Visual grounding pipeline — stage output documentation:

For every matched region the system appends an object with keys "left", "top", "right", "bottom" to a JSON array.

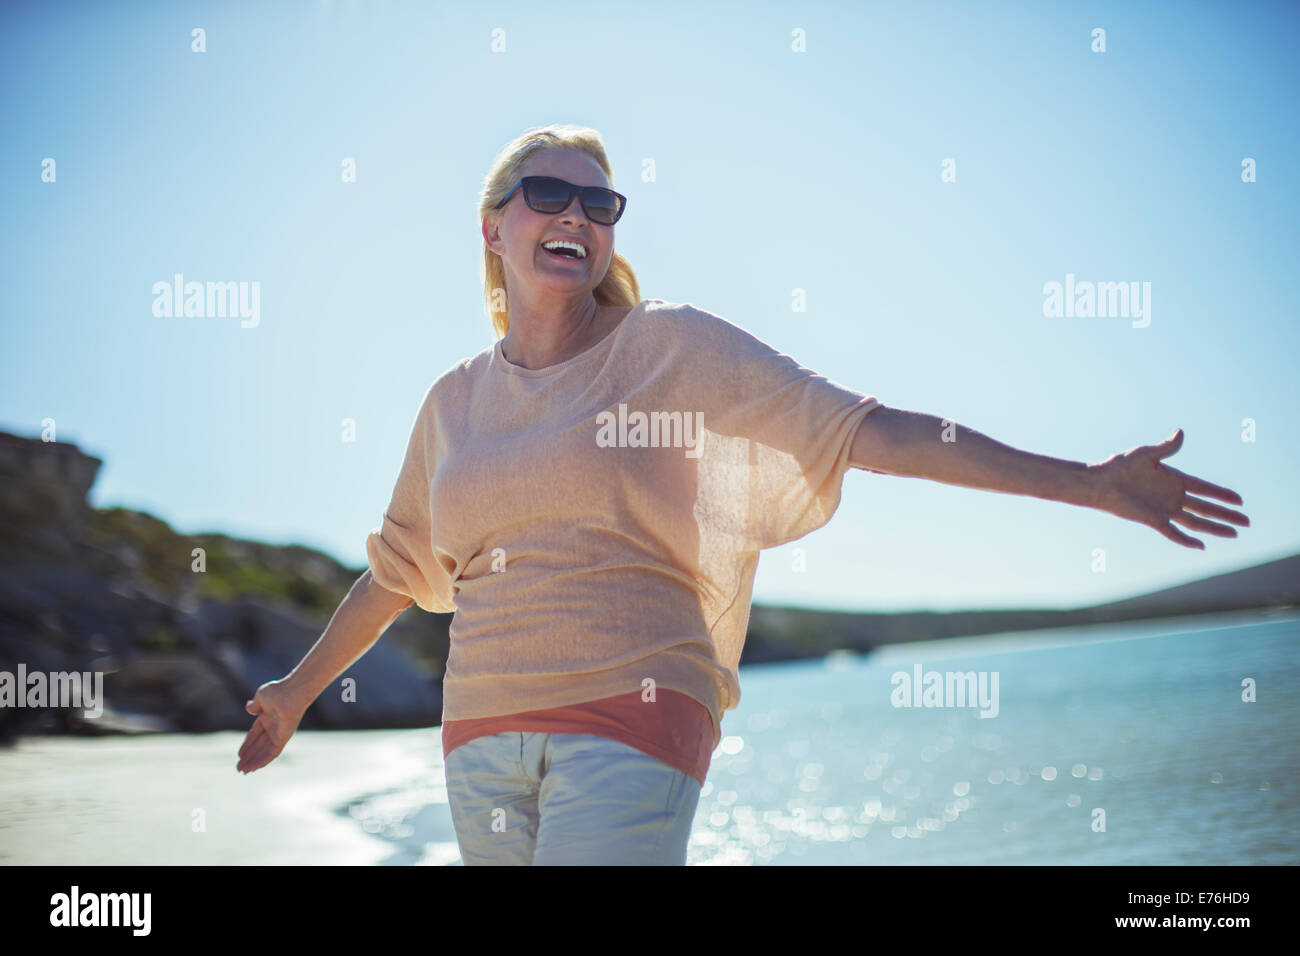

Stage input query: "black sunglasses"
[{"left": 495, "top": 176, "right": 627, "bottom": 225}]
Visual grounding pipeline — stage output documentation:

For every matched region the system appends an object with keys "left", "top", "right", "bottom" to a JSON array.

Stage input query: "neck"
[{"left": 501, "top": 293, "right": 601, "bottom": 370}]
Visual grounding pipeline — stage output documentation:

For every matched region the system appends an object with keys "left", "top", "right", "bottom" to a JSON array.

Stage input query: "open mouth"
[{"left": 541, "top": 240, "right": 588, "bottom": 262}]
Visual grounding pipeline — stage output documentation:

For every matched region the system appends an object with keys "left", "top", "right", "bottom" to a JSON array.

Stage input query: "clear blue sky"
[{"left": 2, "top": 0, "right": 1296, "bottom": 614}]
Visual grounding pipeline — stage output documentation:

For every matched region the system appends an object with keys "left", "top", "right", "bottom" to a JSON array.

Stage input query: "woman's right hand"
[{"left": 237, "top": 679, "right": 307, "bottom": 774}]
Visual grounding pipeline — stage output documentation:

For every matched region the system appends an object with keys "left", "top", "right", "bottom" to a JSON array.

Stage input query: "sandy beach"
[{"left": 0, "top": 726, "right": 459, "bottom": 865}]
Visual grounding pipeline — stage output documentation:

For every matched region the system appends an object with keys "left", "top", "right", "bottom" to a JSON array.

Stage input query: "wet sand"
[{"left": 0, "top": 727, "right": 456, "bottom": 865}]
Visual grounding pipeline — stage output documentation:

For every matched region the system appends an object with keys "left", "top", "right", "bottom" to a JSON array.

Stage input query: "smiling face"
[{"left": 483, "top": 147, "right": 617, "bottom": 302}]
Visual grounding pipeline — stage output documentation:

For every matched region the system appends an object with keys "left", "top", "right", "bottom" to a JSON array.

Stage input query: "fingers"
[
  {"left": 1160, "top": 521, "right": 1204, "bottom": 550},
  {"left": 237, "top": 731, "right": 264, "bottom": 770},
  {"left": 1153, "top": 437, "right": 1245, "bottom": 505},
  {"left": 237, "top": 716, "right": 290, "bottom": 773},
  {"left": 239, "top": 752, "right": 265, "bottom": 773},
  {"left": 238, "top": 721, "right": 265, "bottom": 759},
  {"left": 1154, "top": 428, "right": 1184, "bottom": 458},
  {"left": 1181, "top": 494, "right": 1250, "bottom": 527},
  {"left": 239, "top": 737, "right": 271, "bottom": 773},
  {"left": 1171, "top": 510, "right": 1239, "bottom": 538},
  {"left": 237, "top": 721, "right": 280, "bottom": 771},
  {"left": 1175, "top": 470, "right": 1242, "bottom": 509}
]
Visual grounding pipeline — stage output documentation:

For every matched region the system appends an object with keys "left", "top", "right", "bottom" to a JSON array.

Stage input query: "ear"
[{"left": 481, "top": 215, "right": 504, "bottom": 255}]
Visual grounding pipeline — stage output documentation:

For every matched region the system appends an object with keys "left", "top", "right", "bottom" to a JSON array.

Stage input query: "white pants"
[{"left": 444, "top": 731, "right": 703, "bottom": 865}]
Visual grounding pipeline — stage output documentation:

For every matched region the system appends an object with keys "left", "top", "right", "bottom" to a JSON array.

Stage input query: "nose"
[{"left": 555, "top": 193, "right": 587, "bottom": 223}]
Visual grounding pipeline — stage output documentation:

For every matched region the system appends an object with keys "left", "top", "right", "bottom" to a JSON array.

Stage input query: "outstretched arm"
[{"left": 849, "top": 406, "right": 1249, "bottom": 550}]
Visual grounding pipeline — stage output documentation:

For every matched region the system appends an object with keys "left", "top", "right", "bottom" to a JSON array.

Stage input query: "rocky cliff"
[{"left": 0, "top": 431, "right": 448, "bottom": 741}]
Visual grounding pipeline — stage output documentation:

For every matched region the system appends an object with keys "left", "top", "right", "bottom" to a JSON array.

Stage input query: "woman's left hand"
[{"left": 1088, "top": 429, "right": 1250, "bottom": 550}]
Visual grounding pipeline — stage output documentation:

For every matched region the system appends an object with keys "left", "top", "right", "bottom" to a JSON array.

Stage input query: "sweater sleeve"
[
  {"left": 364, "top": 384, "right": 456, "bottom": 613},
  {"left": 679, "top": 303, "right": 883, "bottom": 551}
]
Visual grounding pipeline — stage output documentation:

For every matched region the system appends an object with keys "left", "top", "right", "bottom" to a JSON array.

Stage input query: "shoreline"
[
  {"left": 865, "top": 604, "right": 1300, "bottom": 663},
  {"left": 0, "top": 726, "right": 450, "bottom": 865}
]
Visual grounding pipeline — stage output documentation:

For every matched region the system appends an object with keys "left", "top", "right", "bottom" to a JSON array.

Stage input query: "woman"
[{"left": 235, "top": 124, "right": 1249, "bottom": 866}]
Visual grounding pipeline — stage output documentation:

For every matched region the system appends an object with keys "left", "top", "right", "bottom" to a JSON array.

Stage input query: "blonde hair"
[{"left": 478, "top": 124, "right": 641, "bottom": 340}]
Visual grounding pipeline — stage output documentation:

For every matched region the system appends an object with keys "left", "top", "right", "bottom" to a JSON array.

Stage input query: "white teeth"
[{"left": 542, "top": 240, "right": 587, "bottom": 258}]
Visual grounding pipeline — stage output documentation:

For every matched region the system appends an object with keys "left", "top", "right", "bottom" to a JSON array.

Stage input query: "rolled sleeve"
[
  {"left": 365, "top": 514, "right": 452, "bottom": 613},
  {"left": 364, "top": 385, "right": 456, "bottom": 614}
]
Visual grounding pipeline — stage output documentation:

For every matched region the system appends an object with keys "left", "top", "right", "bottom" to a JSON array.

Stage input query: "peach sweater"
[{"left": 365, "top": 298, "right": 881, "bottom": 753}]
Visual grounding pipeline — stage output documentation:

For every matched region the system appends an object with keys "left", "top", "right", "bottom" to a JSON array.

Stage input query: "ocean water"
[
  {"left": 681, "top": 610, "right": 1298, "bottom": 865},
  {"left": 2, "top": 609, "right": 1295, "bottom": 865},
  {"left": 344, "top": 609, "right": 1300, "bottom": 865}
]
